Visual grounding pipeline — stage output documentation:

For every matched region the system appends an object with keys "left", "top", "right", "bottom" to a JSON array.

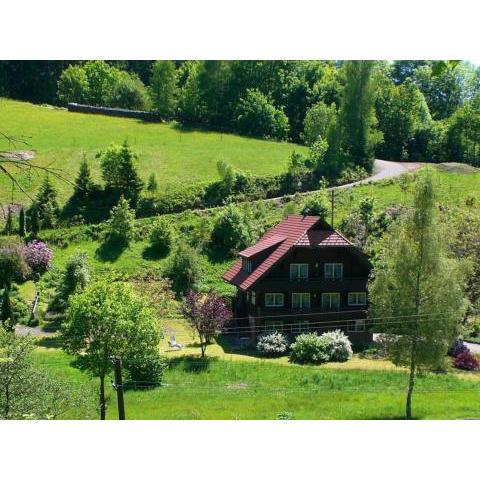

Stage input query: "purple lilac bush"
[
  {"left": 447, "top": 339, "right": 469, "bottom": 357},
  {"left": 24, "top": 240, "right": 53, "bottom": 274}
]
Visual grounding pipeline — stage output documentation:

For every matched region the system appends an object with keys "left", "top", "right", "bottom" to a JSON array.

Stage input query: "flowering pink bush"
[
  {"left": 454, "top": 351, "right": 479, "bottom": 371},
  {"left": 181, "top": 290, "right": 232, "bottom": 357},
  {"left": 24, "top": 240, "right": 53, "bottom": 274}
]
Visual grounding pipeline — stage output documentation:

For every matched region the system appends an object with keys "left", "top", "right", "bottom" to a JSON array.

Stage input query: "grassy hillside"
[
  {"left": 0, "top": 98, "right": 306, "bottom": 204},
  {"left": 41, "top": 166, "right": 479, "bottom": 281}
]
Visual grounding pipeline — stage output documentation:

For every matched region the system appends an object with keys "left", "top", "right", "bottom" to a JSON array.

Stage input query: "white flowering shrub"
[
  {"left": 256, "top": 332, "right": 289, "bottom": 357},
  {"left": 321, "top": 329, "right": 353, "bottom": 362},
  {"left": 289, "top": 333, "right": 331, "bottom": 364}
]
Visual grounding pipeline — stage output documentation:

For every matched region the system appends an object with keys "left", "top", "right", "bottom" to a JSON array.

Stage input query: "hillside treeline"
[{"left": 1, "top": 60, "right": 479, "bottom": 167}]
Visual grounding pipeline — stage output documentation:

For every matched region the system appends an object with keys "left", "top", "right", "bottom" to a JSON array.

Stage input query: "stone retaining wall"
[{"left": 67, "top": 103, "right": 161, "bottom": 122}]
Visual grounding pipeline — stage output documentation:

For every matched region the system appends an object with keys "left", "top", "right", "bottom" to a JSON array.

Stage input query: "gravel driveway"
[{"left": 337, "top": 159, "right": 421, "bottom": 189}]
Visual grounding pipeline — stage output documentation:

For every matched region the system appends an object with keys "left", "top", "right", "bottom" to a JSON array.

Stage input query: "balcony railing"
[{"left": 263, "top": 276, "right": 367, "bottom": 290}]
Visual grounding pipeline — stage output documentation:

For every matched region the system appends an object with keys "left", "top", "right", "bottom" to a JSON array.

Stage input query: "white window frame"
[
  {"left": 242, "top": 258, "right": 252, "bottom": 272},
  {"left": 324, "top": 263, "right": 343, "bottom": 280},
  {"left": 292, "top": 293, "right": 311, "bottom": 310},
  {"left": 265, "top": 319, "right": 284, "bottom": 333},
  {"left": 251, "top": 291, "right": 256, "bottom": 306},
  {"left": 292, "top": 320, "right": 310, "bottom": 334},
  {"left": 348, "top": 292, "right": 367, "bottom": 306},
  {"left": 348, "top": 319, "right": 366, "bottom": 332},
  {"left": 290, "top": 263, "right": 309, "bottom": 280},
  {"left": 265, "top": 293, "right": 284, "bottom": 307},
  {"left": 321, "top": 292, "right": 340, "bottom": 311}
]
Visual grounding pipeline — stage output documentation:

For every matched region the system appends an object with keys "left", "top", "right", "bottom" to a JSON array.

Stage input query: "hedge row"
[{"left": 137, "top": 171, "right": 320, "bottom": 218}]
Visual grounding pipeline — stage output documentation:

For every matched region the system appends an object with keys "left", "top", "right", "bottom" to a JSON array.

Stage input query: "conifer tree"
[
  {"left": 30, "top": 206, "right": 40, "bottom": 237},
  {"left": 147, "top": 173, "right": 158, "bottom": 193},
  {"left": 4, "top": 208, "right": 13, "bottom": 235},
  {"left": 1, "top": 288, "right": 14, "bottom": 332},
  {"left": 35, "top": 175, "right": 59, "bottom": 228},
  {"left": 18, "top": 207, "right": 26, "bottom": 238},
  {"left": 98, "top": 141, "right": 143, "bottom": 208},
  {"left": 107, "top": 195, "right": 135, "bottom": 245},
  {"left": 74, "top": 156, "right": 95, "bottom": 201}
]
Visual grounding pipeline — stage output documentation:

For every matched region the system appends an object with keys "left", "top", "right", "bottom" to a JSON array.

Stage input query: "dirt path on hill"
[{"left": 263, "top": 159, "right": 422, "bottom": 205}]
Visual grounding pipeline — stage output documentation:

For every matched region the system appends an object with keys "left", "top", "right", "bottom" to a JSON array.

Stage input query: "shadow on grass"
[
  {"left": 215, "top": 335, "right": 260, "bottom": 358},
  {"left": 141, "top": 244, "right": 169, "bottom": 261},
  {"left": 95, "top": 237, "right": 128, "bottom": 262},
  {"left": 167, "top": 355, "right": 218, "bottom": 374},
  {"left": 35, "top": 336, "right": 62, "bottom": 349},
  {"left": 205, "top": 244, "right": 235, "bottom": 265}
]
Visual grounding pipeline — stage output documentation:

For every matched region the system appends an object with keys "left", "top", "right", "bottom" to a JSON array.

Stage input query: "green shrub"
[
  {"left": 289, "top": 333, "right": 331, "bottom": 364},
  {"left": 302, "top": 101, "right": 337, "bottom": 146},
  {"left": 211, "top": 204, "right": 253, "bottom": 253},
  {"left": 303, "top": 190, "right": 329, "bottom": 218},
  {"left": 57, "top": 65, "right": 90, "bottom": 105},
  {"left": 335, "top": 166, "right": 369, "bottom": 185},
  {"left": 235, "top": 89, "right": 290, "bottom": 140},
  {"left": 48, "top": 250, "right": 91, "bottom": 313},
  {"left": 0, "top": 243, "right": 31, "bottom": 288},
  {"left": 276, "top": 411, "right": 294, "bottom": 420},
  {"left": 165, "top": 241, "right": 202, "bottom": 294},
  {"left": 106, "top": 71, "right": 150, "bottom": 111},
  {"left": 10, "top": 294, "right": 30, "bottom": 325},
  {"left": 149, "top": 218, "right": 174, "bottom": 255},
  {"left": 124, "top": 352, "right": 168, "bottom": 384},
  {"left": 137, "top": 183, "right": 207, "bottom": 217}
]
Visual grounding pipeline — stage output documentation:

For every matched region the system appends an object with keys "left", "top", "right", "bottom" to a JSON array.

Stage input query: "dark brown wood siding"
[{"left": 233, "top": 246, "right": 372, "bottom": 343}]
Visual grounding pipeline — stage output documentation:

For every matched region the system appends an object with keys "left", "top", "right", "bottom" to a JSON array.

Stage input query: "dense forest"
[{"left": 1, "top": 60, "right": 479, "bottom": 169}]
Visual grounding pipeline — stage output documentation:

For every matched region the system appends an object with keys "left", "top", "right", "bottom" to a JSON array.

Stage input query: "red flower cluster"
[{"left": 454, "top": 351, "right": 479, "bottom": 371}]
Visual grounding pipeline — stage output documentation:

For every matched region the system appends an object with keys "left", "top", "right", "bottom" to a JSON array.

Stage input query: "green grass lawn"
[
  {"left": 32, "top": 345, "right": 480, "bottom": 420},
  {"left": 0, "top": 98, "right": 306, "bottom": 204}
]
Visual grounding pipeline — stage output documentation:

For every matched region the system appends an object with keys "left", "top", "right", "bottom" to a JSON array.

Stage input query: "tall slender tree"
[
  {"left": 150, "top": 60, "right": 178, "bottom": 119},
  {"left": 18, "top": 207, "right": 26, "bottom": 239},
  {"left": 330, "top": 61, "right": 382, "bottom": 172},
  {"left": 4, "top": 208, "right": 13, "bottom": 235},
  {"left": 368, "top": 170, "right": 468, "bottom": 419}
]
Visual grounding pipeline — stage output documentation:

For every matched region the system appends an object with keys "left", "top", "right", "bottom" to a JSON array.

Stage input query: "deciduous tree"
[
  {"left": 62, "top": 276, "right": 162, "bottom": 419},
  {"left": 181, "top": 290, "right": 232, "bottom": 357},
  {"left": 329, "top": 61, "right": 382, "bottom": 172},
  {"left": 150, "top": 60, "right": 178, "bottom": 118},
  {"left": 368, "top": 170, "right": 468, "bottom": 419}
]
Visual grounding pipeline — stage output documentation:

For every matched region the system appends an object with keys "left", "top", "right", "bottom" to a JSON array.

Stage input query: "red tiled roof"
[
  {"left": 295, "top": 230, "right": 352, "bottom": 247},
  {"left": 223, "top": 215, "right": 322, "bottom": 291},
  {"left": 238, "top": 234, "right": 286, "bottom": 258}
]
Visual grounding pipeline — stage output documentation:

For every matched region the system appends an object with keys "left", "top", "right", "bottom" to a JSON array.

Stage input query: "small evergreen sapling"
[
  {"left": 4, "top": 208, "right": 13, "bottom": 235},
  {"left": 149, "top": 217, "right": 174, "bottom": 255},
  {"left": 18, "top": 207, "right": 26, "bottom": 238},
  {"left": 147, "top": 173, "right": 158, "bottom": 193},
  {"left": 107, "top": 195, "right": 136, "bottom": 245}
]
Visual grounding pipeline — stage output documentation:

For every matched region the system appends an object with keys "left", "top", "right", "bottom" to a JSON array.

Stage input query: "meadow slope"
[{"left": 0, "top": 99, "right": 307, "bottom": 204}]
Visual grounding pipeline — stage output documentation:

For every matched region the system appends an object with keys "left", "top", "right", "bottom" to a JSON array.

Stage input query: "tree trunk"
[
  {"left": 99, "top": 374, "right": 106, "bottom": 420},
  {"left": 4, "top": 385, "right": 9, "bottom": 419},
  {"left": 406, "top": 342, "right": 417, "bottom": 420}
]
